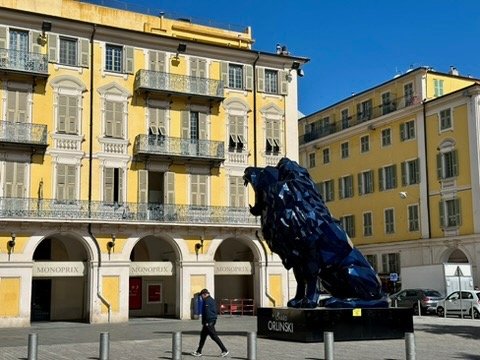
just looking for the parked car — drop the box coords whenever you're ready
[436,290,480,319]
[389,288,444,315]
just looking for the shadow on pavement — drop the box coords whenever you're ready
[417,323,480,340]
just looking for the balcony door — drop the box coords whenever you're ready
[9,29,29,68]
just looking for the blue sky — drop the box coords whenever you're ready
[91,0,480,115]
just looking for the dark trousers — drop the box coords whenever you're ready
[197,321,227,353]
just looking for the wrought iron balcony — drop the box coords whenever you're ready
[0,120,48,153]
[299,94,421,145]
[0,48,49,76]
[133,134,225,166]
[134,69,224,101]
[0,197,259,226]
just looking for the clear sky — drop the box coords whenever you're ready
[89,0,480,115]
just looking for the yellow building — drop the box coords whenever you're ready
[299,67,480,292]
[0,0,308,327]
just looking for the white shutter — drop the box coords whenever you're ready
[199,112,207,140]
[57,95,67,132]
[279,70,288,95]
[165,172,175,204]
[245,65,253,90]
[0,26,7,50]
[79,38,89,67]
[104,168,114,203]
[47,34,58,62]
[67,165,76,200]
[124,46,134,74]
[256,67,265,92]
[105,101,113,136]
[138,170,148,203]
[30,31,41,53]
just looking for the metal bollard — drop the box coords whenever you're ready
[99,332,110,360]
[27,333,38,360]
[405,332,415,360]
[324,331,334,360]
[172,331,182,360]
[417,300,421,316]
[247,331,257,360]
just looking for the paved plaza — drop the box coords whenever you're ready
[0,315,479,359]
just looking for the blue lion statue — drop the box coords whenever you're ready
[244,157,388,309]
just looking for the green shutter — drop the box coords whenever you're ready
[256,67,265,92]
[124,46,134,74]
[400,123,405,141]
[47,34,58,62]
[338,178,343,199]
[452,150,459,176]
[401,161,406,186]
[455,198,461,226]
[392,164,397,188]
[0,26,7,50]
[245,65,253,90]
[437,153,443,179]
[357,173,363,195]
[165,172,175,204]
[439,201,444,227]
[378,168,384,191]
[279,70,288,95]
[79,39,89,67]
[138,170,148,203]
[221,62,228,87]
[414,158,420,183]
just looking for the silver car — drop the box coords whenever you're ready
[390,288,443,315]
[436,290,480,319]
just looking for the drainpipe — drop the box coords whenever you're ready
[422,100,431,239]
[252,53,260,166]
[256,231,276,306]
[88,24,111,322]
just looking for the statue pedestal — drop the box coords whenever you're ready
[257,307,413,342]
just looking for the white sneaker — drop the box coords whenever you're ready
[220,350,230,357]
[191,351,202,357]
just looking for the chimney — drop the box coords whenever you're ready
[449,66,459,76]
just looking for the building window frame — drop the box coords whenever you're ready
[401,158,420,185]
[308,152,316,168]
[341,142,349,159]
[264,69,278,94]
[363,212,373,236]
[408,204,419,231]
[379,164,397,191]
[360,135,370,153]
[358,170,374,195]
[228,63,244,89]
[105,44,123,73]
[59,36,78,66]
[317,179,334,202]
[439,198,461,228]
[381,128,392,147]
[400,120,415,141]
[384,208,395,234]
[437,149,458,180]
[339,175,354,199]
[439,108,452,131]
[340,214,355,238]
[322,148,330,164]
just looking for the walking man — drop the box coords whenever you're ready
[191,289,229,357]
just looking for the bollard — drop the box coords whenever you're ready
[247,331,257,360]
[324,331,334,360]
[27,333,38,360]
[99,332,110,360]
[172,331,182,360]
[417,300,421,316]
[405,332,416,360]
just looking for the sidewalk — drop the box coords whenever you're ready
[0,315,479,359]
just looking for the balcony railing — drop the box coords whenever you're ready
[0,120,48,148]
[0,48,49,76]
[0,197,259,225]
[134,134,225,165]
[134,70,224,101]
[299,94,421,145]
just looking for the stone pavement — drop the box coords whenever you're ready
[0,315,479,359]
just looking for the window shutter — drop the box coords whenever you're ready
[181,111,189,138]
[17,90,28,123]
[256,67,265,92]
[56,164,66,201]
[439,201,445,227]
[220,62,228,87]
[279,70,288,95]
[79,38,89,67]
[356,103,361,118]
[245,65,253,90]
[0,26,7,49]
[118,169,124,204]
[124,46,134,74]
[436,153,443,179]
[138,170,148,203]
[67,165,76,200]
[401,161,406,186]
[414,159,420,183]
[158,107,166,131]
[452,150,459,176]
[400,123,405,141]
[357,173,363,195]
[378,168,384,191]
[15,163,26,198]
[48,34,58,62]
[30,31,41,53]
[58,95,67,132]
[104,168,114,203]
[338,178,343,199]
[6,90,16,122]
[199,112,207,140]
[191,174,198,205]
[149,50,165,72]
[199,175,207,206]
[67,96,78,133]
[4,162,14,197]
[229,177,237,206]
[165,172,175,204]
[455,198,461,226]
[114,102,123,138]
[190,58,198,77]
[199,59,207,78]
[392,164,397,188]
[348,176,353,197]
[105,101,113,137]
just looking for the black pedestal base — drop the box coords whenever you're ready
[257,307,413,342]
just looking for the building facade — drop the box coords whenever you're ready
[0,0,308,327]
[299,67,480,293]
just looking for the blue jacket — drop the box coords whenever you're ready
[201,295,218,324]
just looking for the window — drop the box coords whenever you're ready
[341,109,349,129]
[440,198,461,228]
[317,180,334,202]
[341,142,349,159]
[379,164,397,190]
[104,100,124,138]
[57,94,79,134]
[360,135,370,153]
[404,83,414,106]
[340,215,355,237]
[105,44,123,72]
[148,104,167,137]
[228,64,243,89]
[191,174,208,207]
[309,153,316,168]
[434,79,444,97]
[265,118,281,154]
[6,87,29,123]
[400,120,415,141]
[363,212,373,236]
[358,170,374,195]
[401,159,420,185]
[228,115,245,152]
[4,162,27,198]
[59,37,77,66]
[104,167,124,205]
[382,253,400,273]
[382,92,395,115]
[265,69,278,94]
[319,117,330,136]
[381,128,391,146]
[440,109,452,131]
[408,204,419,231]
[56,164,77,202]
[323,148,330,164]
[437,150,458,179]
[365,254,377,271]
[229,176,245,207]
[339,175,353,199]
[357,99,372,122]
[384,208,395,234]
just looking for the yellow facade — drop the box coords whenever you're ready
[299,67,480,291]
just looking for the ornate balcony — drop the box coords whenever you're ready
[0,121,48,153]
[0,197,259,226]
[0,48,49,77]
[134,70,224,102]
[133,134,225,167]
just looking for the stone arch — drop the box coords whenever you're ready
[207,234,263,262]
[49,75,87,92]
[122,232,185,262]
[439,246,471,264]
[222,97,250,113]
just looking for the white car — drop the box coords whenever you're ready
[436,290,480,319]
